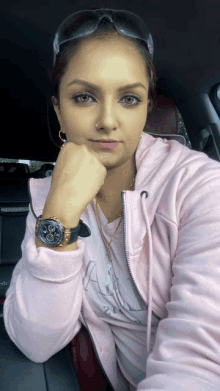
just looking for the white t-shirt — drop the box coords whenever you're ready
[81,200,161,389]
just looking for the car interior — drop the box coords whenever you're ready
[1,1,220,390]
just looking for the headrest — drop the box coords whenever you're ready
[145,90,179,135]
[145,89,186,146]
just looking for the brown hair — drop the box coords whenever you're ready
[47,7,157,147]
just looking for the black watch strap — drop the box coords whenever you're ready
[69,219,91,242]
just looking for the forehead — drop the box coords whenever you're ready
[63,37,148,86]
[72,36,144,63]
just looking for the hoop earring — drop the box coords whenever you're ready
[59,129,66,143]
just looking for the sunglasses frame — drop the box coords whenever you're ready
[53,8,154,65]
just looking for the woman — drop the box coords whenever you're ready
[3,8,220,391]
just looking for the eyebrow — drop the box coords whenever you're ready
[67,78,147,92]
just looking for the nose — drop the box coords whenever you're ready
[95,99,119,132]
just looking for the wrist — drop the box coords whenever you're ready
[35,216,80,249]
[36,236,78,251]
[41,212,80,228]
[42,197,82,228]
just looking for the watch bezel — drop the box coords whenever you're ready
[37,218,64,247]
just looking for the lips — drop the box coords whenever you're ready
[91,140,118,142]
[90,140,119,149]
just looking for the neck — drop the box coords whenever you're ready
[95,154,136,204]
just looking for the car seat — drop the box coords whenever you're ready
[145,89,186,145]
[0,91,186,391]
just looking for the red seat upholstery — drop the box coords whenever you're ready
[71,323,110,390]
[145,90,179,135]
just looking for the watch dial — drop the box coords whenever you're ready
[38,220,64,246]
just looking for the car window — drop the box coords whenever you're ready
[0,159,55,174]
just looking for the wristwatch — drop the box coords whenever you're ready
[35,215,91,247]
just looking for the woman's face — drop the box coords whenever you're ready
[53,36,150,169]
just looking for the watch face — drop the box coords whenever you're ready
[38,219,64,247]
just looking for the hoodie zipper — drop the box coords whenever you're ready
[121,191,148,309]
[81,309,115,391]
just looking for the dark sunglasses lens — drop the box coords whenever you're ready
[113,11,150,41]
[58,11,98,42]
[57,9,151,53]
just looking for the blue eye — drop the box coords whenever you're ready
[72,93,141,106]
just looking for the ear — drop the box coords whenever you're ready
[52,96,62,126]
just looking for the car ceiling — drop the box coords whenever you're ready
[1,0,220,162]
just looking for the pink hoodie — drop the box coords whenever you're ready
[3,132,220,390]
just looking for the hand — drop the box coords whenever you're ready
[43,141,107,225]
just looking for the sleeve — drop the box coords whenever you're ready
[137,166,220,390]
[3,202,86,363]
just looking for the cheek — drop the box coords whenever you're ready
[124,136,141,153]
[128,107,147,125]
[64,111,90,135]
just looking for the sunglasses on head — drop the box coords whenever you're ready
[53,8,154,65]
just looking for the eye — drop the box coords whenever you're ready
[72,93,141,106]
